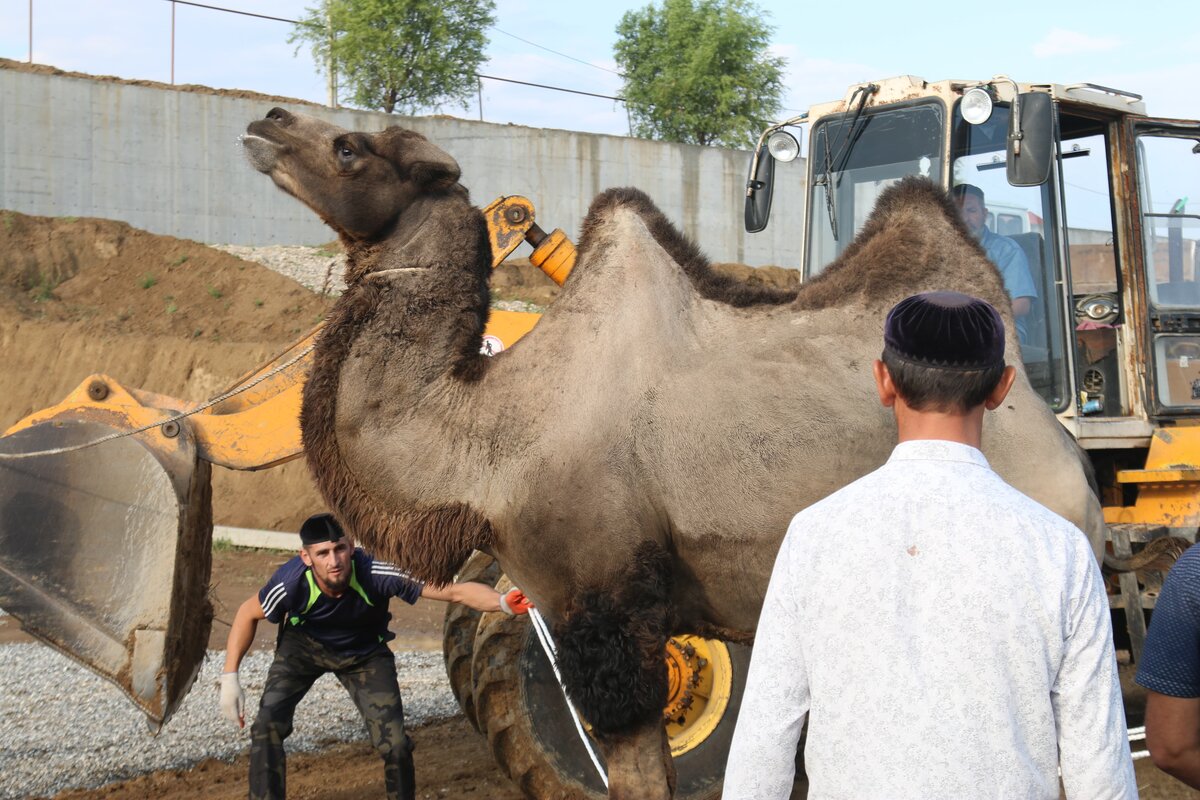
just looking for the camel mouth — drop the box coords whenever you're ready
[240,132,282,174]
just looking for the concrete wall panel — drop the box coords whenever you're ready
[2,68,807,267]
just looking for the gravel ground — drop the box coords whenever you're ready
[213,243,546,313]
[212,244,347,296]
[0,644,458,799]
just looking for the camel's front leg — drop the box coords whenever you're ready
[555,542,678,799]
[599,724,675,800]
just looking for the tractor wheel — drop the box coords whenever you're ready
[470,606,752,800]
[442,551,501,733]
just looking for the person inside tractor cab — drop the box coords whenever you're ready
[218,512,531,800]
[723,292,1135,799]
[953,183,1038,343]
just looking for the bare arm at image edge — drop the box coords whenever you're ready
[723,529,809,800]
[1053,548,1137,798]
[1144,692,1200,787]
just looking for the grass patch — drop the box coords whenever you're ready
[1,212,13,232]
[140,273,157,289]
[212,538,278,554]
[59,216,78,223]
[207,285,223,299]
[171,254,190,266]
[254,298,264,307]
[165,299,178,315]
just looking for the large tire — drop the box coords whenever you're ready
[442,551,501,733]
[470,607,753,800]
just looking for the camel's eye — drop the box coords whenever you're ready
[336,143,355,161]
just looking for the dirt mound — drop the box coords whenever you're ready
[1,57,326,110]
[0,211,332,531]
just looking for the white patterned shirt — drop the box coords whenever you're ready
[723,439,1136,800]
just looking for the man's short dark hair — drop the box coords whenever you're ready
[881,348,1006,412]
[952,183,985,204]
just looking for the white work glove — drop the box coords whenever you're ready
[219,671,245,728]
[499,587,533,615]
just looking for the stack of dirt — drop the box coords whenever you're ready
[0,210,332,531]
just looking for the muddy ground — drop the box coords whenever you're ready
[0,211,1192,797]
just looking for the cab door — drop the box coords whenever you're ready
[1130,121,1200,415]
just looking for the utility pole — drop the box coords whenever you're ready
[28,0,33,63]
[477,77,483,121]
[170,1,176,85]
[326,9,337,108]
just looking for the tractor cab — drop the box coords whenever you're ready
[747,75,1200,452]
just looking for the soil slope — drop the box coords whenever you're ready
[0,210,332,531]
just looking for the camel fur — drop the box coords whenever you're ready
[243,108,1105,800]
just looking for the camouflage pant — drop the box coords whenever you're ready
[249,627,415,800]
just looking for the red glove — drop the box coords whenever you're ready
[500,587,534,615]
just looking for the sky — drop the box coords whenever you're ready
[1,0,1197,138]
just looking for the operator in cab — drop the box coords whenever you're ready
[218,512,531,800]
[953,183,1038,343]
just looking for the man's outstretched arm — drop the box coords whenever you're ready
[421,581,502,612]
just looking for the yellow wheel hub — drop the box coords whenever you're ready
[662,635,733,757]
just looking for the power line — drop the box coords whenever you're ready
[159,0,314,27]
[477,74,623,102]
[492,26,624,78]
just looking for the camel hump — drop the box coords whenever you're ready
[577,187,797,309]
[795,176,1005,312]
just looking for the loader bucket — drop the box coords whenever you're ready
[0,416,213,730]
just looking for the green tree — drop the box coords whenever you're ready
[291,0,495,114]
[614,0,786,148]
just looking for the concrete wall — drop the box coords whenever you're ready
[1,67,807,268]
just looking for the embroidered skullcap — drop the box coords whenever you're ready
[884,291,1005,370]
[299,513,345,546]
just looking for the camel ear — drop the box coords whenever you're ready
[373,127,461,189]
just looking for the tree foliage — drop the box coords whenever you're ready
[291,0,495,115]
[614,0,786,148]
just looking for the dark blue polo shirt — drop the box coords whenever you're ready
[1137,542,1200,697]
[258,548,424,655]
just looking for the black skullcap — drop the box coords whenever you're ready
[299,513,345,546]
[884,291,1005,370]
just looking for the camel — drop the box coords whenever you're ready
[242,108,1105,799]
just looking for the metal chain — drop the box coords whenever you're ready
[0,344,315,460]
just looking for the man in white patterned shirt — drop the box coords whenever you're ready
[723,292,1136,799]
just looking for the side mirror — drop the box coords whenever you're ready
[1007,92,1053,187]
[745,145,776,233]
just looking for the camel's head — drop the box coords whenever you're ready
[242,108,462,241]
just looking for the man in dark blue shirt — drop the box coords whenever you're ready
[219,513,529,800]
[1137,542,1200,788]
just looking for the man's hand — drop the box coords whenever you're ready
[500,587,534,615]
[219,671,245,729]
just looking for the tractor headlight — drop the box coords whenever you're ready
[767,130,800,163]
[961,87,994,125]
